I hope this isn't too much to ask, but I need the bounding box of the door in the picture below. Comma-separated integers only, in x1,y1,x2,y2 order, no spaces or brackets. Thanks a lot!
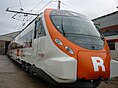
32,17,46,63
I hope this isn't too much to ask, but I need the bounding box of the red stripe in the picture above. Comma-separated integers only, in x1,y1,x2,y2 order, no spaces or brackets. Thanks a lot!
106,39,118,42
100,25,118,31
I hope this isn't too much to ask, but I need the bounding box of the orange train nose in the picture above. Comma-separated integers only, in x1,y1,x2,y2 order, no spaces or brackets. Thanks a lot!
77,51,110,80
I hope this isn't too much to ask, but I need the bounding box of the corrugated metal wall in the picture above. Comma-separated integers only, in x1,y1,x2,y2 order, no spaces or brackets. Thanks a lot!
0,40,5,55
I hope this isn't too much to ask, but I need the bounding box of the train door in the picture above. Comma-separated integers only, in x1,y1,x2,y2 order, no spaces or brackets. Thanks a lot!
32,17,46,62
36,19,46,61
32,18,41,61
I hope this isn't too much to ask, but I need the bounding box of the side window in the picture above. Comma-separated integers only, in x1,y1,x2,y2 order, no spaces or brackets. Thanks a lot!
107,40,115,50
39,22,46,37
34,18,46,39
17,30,33,48
9,30,33,49
34,20,41,39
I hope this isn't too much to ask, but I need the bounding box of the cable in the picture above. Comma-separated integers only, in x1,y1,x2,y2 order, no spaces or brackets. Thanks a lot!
37,1,53,13
8,3,42,9
22,14,28,27
30,0,44,12
18,15,22,29
25,0,53,21
19,0,22,8
15,20,19,29
12,13,18,19
61,2,78,12
19,0,55,27
14,0,45,23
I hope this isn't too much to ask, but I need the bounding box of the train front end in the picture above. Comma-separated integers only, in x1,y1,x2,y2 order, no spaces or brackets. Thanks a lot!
44,9,111,87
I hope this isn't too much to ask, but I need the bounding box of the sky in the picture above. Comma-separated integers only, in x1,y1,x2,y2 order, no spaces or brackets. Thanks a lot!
0,0,118,35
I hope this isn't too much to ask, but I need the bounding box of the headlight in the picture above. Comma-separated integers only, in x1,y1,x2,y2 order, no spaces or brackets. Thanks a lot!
65,46,74,55
55,39,63,45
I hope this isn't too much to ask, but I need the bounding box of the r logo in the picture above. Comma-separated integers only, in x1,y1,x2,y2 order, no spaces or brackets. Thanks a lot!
91,57,105,72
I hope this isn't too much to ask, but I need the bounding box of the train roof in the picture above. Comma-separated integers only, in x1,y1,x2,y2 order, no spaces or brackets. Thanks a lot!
49,9,89,20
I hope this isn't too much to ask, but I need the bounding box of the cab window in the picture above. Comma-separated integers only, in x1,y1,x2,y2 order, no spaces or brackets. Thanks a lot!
34,18,46,39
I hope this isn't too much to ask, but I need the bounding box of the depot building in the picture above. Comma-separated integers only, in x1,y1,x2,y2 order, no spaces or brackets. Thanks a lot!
93,11,118,60
0,31,20,55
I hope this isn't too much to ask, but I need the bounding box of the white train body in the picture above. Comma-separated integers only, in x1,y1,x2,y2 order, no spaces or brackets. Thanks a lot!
8,11,77,83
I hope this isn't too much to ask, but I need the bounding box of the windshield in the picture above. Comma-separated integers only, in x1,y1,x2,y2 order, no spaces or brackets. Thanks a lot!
50,10,104,50
51,16,100,37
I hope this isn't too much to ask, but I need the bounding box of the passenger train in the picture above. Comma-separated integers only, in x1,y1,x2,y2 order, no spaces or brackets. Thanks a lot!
7,9,118,88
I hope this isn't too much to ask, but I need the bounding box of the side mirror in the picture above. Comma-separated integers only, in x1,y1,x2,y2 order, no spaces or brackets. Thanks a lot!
99,30,104,40
94,22,100,30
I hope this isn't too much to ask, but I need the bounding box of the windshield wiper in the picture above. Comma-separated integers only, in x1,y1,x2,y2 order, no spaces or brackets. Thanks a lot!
100,33,104,40
61,17,65,36
64,33,99,37
100,35,104,40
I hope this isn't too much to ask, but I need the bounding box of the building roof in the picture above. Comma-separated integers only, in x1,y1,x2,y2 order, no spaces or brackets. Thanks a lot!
93,11,118,21
0,31,20,41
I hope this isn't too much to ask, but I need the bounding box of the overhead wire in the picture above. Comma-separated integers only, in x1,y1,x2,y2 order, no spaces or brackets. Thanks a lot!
14,15,21,30
18,15,22,29
19,0,23,9
14,0,23,29
13,0,55,28
20,0,45,25
61,1,78,12
37,0,54,13
30,0,44,12
14,19,19,29
12,13,18,19
8,3,43,9
26,0,54,22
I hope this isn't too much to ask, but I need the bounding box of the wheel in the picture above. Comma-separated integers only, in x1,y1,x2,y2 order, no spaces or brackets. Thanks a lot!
21,61,26,70
25,64,31,73
21,64,25,70
30,65,37,77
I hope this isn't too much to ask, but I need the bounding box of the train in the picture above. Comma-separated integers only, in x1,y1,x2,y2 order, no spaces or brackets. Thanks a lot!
7,9,118,88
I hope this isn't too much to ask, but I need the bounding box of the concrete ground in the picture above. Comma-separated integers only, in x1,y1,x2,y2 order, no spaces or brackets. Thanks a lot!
0,55,117,88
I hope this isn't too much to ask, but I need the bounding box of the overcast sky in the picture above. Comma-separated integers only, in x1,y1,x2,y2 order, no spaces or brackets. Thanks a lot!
0,0,118,35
